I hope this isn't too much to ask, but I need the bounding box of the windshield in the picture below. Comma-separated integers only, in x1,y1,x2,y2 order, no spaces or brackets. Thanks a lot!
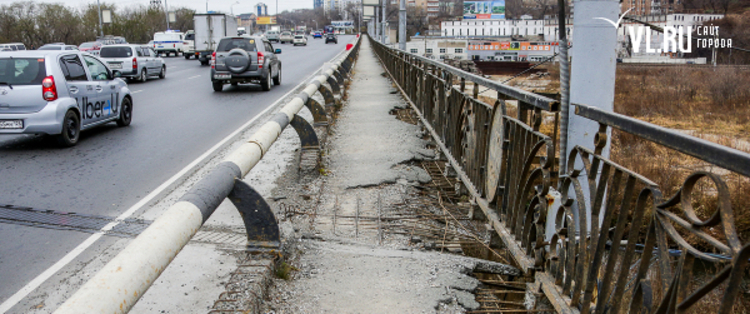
79,42,96,48
100,47,133,58
281,32,291,36
217,38,257,52
0,58,46,85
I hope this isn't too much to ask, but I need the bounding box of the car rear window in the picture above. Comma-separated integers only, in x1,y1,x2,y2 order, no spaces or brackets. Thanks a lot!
295,35,304,39
80,42,95,48
217,38,257,52
185,33,195,40
38,46,61,50
0,58,46,85
100,47,133,57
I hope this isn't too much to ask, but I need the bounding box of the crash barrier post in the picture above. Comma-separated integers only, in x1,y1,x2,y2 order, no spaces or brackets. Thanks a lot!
369,35,750,314
53,36,361,314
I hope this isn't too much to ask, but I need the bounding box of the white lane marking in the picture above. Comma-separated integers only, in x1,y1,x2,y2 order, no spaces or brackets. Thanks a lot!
132,90,143,94
188,75,201,79
0,64,325,314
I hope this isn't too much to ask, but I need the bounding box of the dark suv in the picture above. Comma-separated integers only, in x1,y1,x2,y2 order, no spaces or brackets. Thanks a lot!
325,33,338,44
210,36,282,92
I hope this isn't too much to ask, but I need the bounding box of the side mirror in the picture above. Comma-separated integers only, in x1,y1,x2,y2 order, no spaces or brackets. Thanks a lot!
275,49,282,54
112,70,122,78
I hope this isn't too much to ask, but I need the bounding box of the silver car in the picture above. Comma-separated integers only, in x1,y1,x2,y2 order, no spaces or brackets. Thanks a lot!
210,36,281,92
99,44,166,82
0,50,133,146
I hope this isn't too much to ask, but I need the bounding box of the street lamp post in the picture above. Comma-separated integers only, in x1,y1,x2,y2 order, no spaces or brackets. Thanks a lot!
230,1,239,15
165,0,170,30
206,0,209,13
97,0,103,37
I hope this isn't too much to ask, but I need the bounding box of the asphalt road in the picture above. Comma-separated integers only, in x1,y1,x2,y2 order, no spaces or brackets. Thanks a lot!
0,35,353,312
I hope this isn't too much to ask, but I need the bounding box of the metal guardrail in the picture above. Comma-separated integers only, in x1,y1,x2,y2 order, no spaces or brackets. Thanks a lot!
53,37,361,314
370,35,750,314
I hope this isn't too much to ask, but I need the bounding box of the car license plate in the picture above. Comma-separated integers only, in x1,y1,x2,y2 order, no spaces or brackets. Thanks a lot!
0,120,23,129
214,74,231,79
158,45,164,48
109,63,122,69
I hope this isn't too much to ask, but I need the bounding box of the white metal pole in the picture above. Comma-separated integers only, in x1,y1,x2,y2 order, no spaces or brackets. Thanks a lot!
398,0,406,50
165,0,170,30
97,0,103,37
566,0,619,231
381,1,386,43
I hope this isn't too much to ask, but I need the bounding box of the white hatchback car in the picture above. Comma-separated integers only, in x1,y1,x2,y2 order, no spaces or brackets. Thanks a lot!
292,35,307,46
0,50,133,146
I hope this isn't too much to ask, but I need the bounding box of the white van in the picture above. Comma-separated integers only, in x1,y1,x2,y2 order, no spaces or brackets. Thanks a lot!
153,31,184,57
0,43,26,51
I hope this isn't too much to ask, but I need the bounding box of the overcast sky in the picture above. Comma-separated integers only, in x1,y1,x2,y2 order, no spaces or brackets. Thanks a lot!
0,0,315,15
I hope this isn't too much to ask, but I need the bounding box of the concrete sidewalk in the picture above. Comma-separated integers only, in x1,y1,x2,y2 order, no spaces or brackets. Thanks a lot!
259,38,488,314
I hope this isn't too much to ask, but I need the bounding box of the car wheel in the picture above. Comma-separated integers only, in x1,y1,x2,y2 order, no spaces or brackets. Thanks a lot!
184,54,191,60
56,110,80,147
200,59,209,66
273,66,281,85
116,97,132,127
140,69,147,82
159,66,166,79
213,81,223,92
231,82,238,86
261,71,271,91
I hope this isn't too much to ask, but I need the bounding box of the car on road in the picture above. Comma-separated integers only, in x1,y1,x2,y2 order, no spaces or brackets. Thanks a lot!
293,35,307,46
313,31,322,39
153,31,185,57
265,30,280,43
325,33,338,44
0,43,26,51
182,30,195,59
279,31,294,44
210,35,281,92
39,44,78,50
79,41,103,55
99,44,166,82
0,50,133,146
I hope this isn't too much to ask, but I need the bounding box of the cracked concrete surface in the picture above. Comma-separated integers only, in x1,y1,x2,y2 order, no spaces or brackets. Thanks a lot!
261,38,481,314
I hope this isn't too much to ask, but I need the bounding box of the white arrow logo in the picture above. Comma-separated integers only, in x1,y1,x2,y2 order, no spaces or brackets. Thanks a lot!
593,8,632,29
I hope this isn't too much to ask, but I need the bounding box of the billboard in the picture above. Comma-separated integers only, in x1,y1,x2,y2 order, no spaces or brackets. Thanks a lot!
463,0,505,19
257,16,276,24
467,41,559,51
331,20,354,28
363,6,375,17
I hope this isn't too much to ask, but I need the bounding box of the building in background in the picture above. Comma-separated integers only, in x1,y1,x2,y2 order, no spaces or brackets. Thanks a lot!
255,2,268,16
237,13,258,30
314,0,324,9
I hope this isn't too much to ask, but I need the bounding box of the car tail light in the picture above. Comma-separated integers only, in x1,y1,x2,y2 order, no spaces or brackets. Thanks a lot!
211,51,216,69
132,57,137,70
42,76,57,101
257,51,264,69
173,44,176,48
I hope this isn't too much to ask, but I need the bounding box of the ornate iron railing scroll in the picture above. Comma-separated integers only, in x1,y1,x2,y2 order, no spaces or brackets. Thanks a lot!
369,36,750,314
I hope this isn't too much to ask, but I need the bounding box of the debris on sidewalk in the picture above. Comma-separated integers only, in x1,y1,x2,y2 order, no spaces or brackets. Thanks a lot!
250,39,531,314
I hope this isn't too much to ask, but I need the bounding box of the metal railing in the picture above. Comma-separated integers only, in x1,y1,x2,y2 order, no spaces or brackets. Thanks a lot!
53,37,361,314
371,35,750,314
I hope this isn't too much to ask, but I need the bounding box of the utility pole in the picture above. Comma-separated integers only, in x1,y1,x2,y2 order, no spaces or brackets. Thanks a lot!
375,4,379,41
398,0,405,50
381,0,386,43
164,0,170,30
97,0,103,37
566,0,619,229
